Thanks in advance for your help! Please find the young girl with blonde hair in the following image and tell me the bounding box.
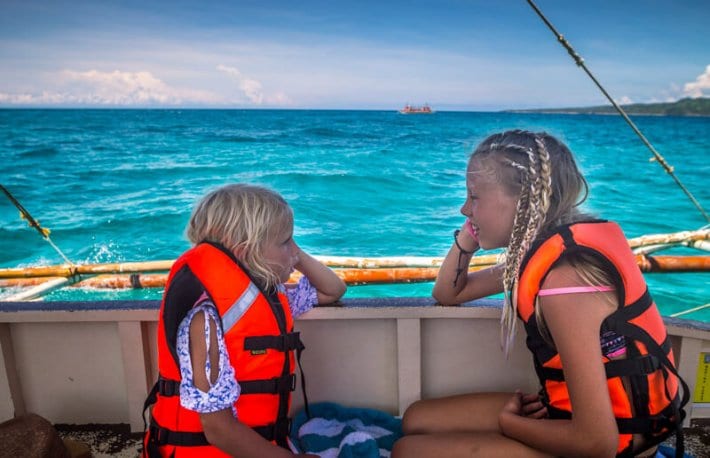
[144,183,345,457]
[394,130,687,457]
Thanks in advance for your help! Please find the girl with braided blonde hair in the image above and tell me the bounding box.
[394,130,686,458]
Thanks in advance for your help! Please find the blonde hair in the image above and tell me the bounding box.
[469,130,592,354]
[186,184,293,291]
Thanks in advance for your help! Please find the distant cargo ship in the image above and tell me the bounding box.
[399,103,434,114]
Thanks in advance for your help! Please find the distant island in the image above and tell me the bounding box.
[506,97,710,117]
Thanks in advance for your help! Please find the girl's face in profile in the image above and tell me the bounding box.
[461,160,518,250]
[262,219,299,283]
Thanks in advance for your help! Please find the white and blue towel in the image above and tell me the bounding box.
[290,402,402,458]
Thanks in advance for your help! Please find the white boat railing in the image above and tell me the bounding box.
[1,298,709,432]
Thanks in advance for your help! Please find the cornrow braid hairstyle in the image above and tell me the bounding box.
[500,157,531,353]
[469,130,588,355]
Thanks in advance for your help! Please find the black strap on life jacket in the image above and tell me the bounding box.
[261,287,303,449]
[148,418,210,447]
[538,353,662,382]
[243,329,310,416]
[239,373,297,394]
[252,417,293,443]
[244,331,305,352]
[142,379,160,433]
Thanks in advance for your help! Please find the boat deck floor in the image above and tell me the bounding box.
[54,419,710,457]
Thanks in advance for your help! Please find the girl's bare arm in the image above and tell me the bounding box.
[294,247,346,304]
[432,223,503,305]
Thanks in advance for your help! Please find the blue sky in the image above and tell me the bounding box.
[0,0,708,110]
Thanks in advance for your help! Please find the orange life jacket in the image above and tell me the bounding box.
[516,220,688,457]
[142,242,306,457]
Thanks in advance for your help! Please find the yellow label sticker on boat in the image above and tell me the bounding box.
[694,352,710,402]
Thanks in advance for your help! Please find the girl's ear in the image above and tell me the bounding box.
[231,242,247,259]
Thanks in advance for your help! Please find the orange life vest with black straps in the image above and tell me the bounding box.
[142,242,306,457]
[516,220,688,458]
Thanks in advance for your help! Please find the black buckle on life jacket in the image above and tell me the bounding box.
[244,332,304,353]
[157,377,180,397]
[286,373,297,392]
[239,374,297,394]
[640,354,661,373]
[604,354,660,379]
[149,422,209,447]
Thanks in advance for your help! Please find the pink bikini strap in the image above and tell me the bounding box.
[537,285,614,297]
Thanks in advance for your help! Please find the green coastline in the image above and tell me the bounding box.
[506,97,710,116]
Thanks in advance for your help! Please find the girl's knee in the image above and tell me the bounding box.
[401,400,427,435]
[391,435,416,458]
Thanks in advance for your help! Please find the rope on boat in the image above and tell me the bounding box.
[0,184,76,266]
[670,303,710,318]
[525,0,710,224]
[0,184,95,300]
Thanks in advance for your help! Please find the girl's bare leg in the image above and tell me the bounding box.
[402,392,511,434]
[392,432,553,458]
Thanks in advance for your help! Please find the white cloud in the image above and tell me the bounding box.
[216,64,291,105]
[615,95,633,105]
[0,66,293,107]
[267,92,292,105]
[216,64,264,104]
[0,69,220,106]
[683,65,710,98]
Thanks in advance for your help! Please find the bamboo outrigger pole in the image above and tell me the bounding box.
[0,228,708,284]
[627,229,710,250]
[525,0,710,224]
[1,255,707,291]
[2,228,707,281]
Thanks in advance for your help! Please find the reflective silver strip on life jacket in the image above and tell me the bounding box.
[222,282,259,334]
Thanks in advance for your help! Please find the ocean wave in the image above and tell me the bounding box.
[139,126,170,134]
[205,134,263,143]
[0,228,45,266]
[91,145,119,152]
[299,127,349,138]
[19,147,59,157]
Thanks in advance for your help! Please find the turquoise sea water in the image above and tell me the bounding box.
[0,109,708,319]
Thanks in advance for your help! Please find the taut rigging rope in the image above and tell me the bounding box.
[0,184,75,266]
[525,0,710,224]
